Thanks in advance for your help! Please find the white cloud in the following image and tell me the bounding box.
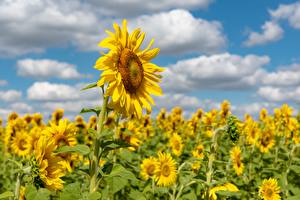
[42,100,100,113]
[10,102,33,113]
[162,53,270,93]
[0,80,7,86]
[130,9,226,55]
[232,102,275,118]
[27,82,80,101]
[262,64,300,86]
[257,86,300,103]
[90,0,213,17]
[0,0,218,57]
[0,90,22,102]
[0,0,101,56]
[155,93,201,111]
[244,21,283,47]
[17,59,83,79]
[270,1,300,29]
[27,81,100,101]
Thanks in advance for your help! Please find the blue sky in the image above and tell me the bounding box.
[1,0,300,120]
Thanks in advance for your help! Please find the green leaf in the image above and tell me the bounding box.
[59,183,82,200]
[0,191,13,199]
[81,82,98,91]
[106,176,128,194]
[101,139,130,151]
[88,192,101,200]
[290,165,300,173]
[108,164,137,181]
[80,107,101,115]
[287,195,300,200]
[25,185,51,200]
[55,144,90,155]
[87,128,97,136]
[129,190,146,200]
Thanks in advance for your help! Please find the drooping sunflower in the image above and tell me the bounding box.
[34,135,65,190]
[140,157,157,180]
[259,178,281,200]
[230,146,244,176]
[11,131,32,157]
[95,19,164,118]
[154,152,177,187]
[170,133,183,156]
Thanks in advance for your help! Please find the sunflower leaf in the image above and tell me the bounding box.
[0,191,13,199]
[55,144,90,155]
[81,82,98,91]
[80,107,101,115]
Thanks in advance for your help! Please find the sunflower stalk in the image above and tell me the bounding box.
[283,144,296,198]
[14,173,22,200]
[89,95,109,193]
[205,126,226,200]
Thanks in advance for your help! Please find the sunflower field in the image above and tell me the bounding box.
[0,20,300,200]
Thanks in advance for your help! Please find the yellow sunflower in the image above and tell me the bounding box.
[43,119,77,172]
[259,178,281,200]
[192,144,204,159]
[140,157,157,180]
[44,119,77,147]
[209,183,239,200]
[230,146,244,176]
[34,135,65,190]
[154,152,177,187]
[11,131,32,157]
[95,19,164,118]
[257,129,275,153]
[170,133,183,156]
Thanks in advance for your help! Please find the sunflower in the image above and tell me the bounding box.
[170,133,183,156]
[154,152,177,187]
[51,109,64,125]
[140,157,157,180]
[43,119,77,172]
[11,131,32,157]
[230,146,244,176]
[34,135,65,190]
[257,129,275,153]
[95,19,164,118]
[192,144,205,159]
[44,119,77,148]
[259,178,281,200]
[209,183,239,200]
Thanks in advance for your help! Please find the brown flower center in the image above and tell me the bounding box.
[162,164,171,177]
[147,164,155,176]
[18,139,27,151]
[118,48,144,93]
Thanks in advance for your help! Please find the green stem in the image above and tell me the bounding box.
[14,173,22,200]
[89,95,109,193]
[205,126,225,200]
[284,144,296,198]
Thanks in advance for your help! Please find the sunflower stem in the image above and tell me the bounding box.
[205,126,224,200]
[283,144,295,198]
[14,173,22,200]
[89,95,109,193]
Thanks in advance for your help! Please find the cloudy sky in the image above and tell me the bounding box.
[0,0,300,120]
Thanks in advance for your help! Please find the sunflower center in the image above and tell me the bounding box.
[147,164,155,176]
[266,188,273,197]
[162,164,171,177]
[118,48,144,93]
[18,139,27,151]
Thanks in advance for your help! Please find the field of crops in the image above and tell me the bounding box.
[1,20,300,200]
[0,102,300,200]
